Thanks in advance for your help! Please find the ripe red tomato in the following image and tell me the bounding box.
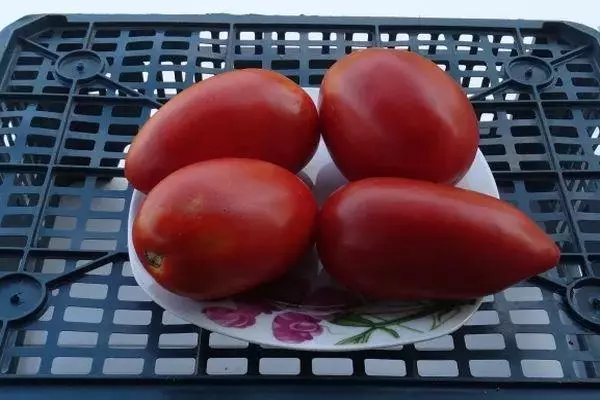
[317,178,560,300]
[132,158,318,300]
[125,69,319,194]
[319,48,479,183]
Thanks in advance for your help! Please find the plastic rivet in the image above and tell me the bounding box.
[0,273,46,321]
[505,55,554,88]
[55,50,104,83]
[10,293,21,305]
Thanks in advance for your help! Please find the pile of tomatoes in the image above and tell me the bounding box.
[126,49,559,302]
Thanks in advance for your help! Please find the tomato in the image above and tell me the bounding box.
[317,178,560,300]
[132,158,318,300]
[319,48,479,183]
[125,69,319,194]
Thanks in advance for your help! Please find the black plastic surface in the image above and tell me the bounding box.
[0,13,599,395]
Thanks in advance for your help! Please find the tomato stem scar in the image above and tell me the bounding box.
[144,251,163,269]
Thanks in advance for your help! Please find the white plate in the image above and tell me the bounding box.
[127,87,498,351]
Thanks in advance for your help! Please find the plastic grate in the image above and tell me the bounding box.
[0,14,598,387]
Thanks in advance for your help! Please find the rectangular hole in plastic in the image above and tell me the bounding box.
[1,214,34,228]
[233,60,262,69]
[566,63,594,73]
[550,126,579,138]
[83,218,121,233]
[530,49,553,58]
[464,334,505,350]
[7,193,40,208]
[515,142,545,154]
[109,333,148,349]
[117,285,150,302]
[126,41,153,51]
[162,41,189,50]
[521,360,563,378]
[260,358,301,375]
[530,199,562,214]
[58,331,99,348]
[11,70,39,80]
[90,197,125,212]
[159,333,198,349]
[73,104,103,116]
[95,30,120,38]
[91,43,117,52]
[515,333,556,350]
[578,92,600,100]
[541,91,568,100]
[59,155,91,166]
[64,306,103,323]
[312,358,353,376]
[25,135,55,149]
[572,77,599,87]
[31,117,60,130]
[271,60,300,70]
[113,309,152,325]
[524,178,561,193]
[80,239,117,251]
[0,253,22,272]
[65,138,95,151]
[509,309,550,324]
[469,360,511,378]
[51,357,93,375]
[155,358,195,375]
[480,144,506,156]
[56,43,83,52]
[129,29,156,37]
[364,359,406,377]
[103,358,144,375]
[417,360,459,377]
[107,124,138,136]
[21,330,47,346]
[554,143,583,155]
[69,120,99,134]
[17,56,44,65]
[69,282,108,300]
[164,30,192,38]
[119,72,147,83]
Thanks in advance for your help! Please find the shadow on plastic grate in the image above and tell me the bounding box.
[0,14,599,385]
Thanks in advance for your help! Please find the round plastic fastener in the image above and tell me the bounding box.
[505,55,555,88]
[55,50,105,83]
[0,273,47,322]
[566,277,600,332]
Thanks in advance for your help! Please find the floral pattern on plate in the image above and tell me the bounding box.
[202,297,475,345]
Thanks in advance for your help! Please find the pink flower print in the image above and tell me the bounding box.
[203,304,265,328]
[273,312,323,343]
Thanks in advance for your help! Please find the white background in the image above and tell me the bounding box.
[1,0,599,33]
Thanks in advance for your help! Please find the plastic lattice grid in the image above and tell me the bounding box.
[0,14,599,383]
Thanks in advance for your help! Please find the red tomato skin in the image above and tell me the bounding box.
[125,69,319,194]
[319,48,479,183]
[317,178,560,300]
[133,158,318,300]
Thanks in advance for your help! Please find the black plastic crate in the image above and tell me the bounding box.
[0,13,599,399]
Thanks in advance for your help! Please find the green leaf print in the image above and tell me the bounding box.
[332,301,469,345]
